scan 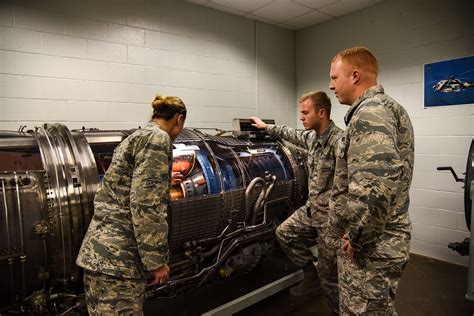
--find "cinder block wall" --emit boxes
[1,0,472,266]
[0,0,296,131]
[296,0,474,265]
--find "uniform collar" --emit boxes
[146,120,164,131]
[344,85,384,126]
[317,120,336,148]
[145,121,172,150]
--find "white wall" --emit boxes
[296,0,474,265]
[1,0,472,266]
[256,22,296,127]
[0,0,296,131]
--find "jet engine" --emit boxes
[0,122,308,314]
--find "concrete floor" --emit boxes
[238,253,474,316]
[144,253,474,315]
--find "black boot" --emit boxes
[289,262,323,297]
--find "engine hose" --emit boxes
[147,228,274,298]
[245,177,265,222]
[196,229,273,287]
[251,176,276,225]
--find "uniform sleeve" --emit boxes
[346,106,402,250]
[266,124,316,151]
[130,133,170,272]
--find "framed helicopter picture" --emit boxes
[424,55,474,107]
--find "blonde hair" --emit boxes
[151,94,187,120]
[333,46,379,76]
[299,91,332,118]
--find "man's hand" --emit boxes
[171,172,183,186]
[150,264,170,285]
[342,232,354,262]
[250,117,267,129]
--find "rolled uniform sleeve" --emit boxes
[346,106,403,250]
[130,133,171,272]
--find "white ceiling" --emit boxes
[186,0,384,30]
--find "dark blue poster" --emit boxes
[424,56,474,107]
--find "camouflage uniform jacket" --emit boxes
[77,121,172,279]
[330,85,414,258]
[266,121,343,229]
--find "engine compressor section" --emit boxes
[0,123,308,314]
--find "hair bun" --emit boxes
[151,93,187,120]
[152,95,167,111]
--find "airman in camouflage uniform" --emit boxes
[252,91,342,312]
[77,95,186,315]
[329,47,414,315]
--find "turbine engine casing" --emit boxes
[0,124,308,313]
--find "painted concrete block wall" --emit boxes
[0,0,296,132]
[256,23,296,127]
[296,0,474,265]
[1,0,471,268]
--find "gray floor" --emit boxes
[238,253,474,316]
[144,253,474,315]
[396,254,473,316]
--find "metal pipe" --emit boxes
[150,200,277,295]
[1,178,12,253]
[185,193,278,258]
[250,176,276,225]
[244,177,265,222]
[2,177,15,303]
[14,172,27,298]
[184,191,282,259]
[212,198,281,249]
[187,223,231,249]
[199,229,273,287]
[147,227,274,298]
[252,184,267,219]
[245,175,277,225]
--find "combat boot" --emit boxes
[289,262,323,297]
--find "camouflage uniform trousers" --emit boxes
[276,205,339,311]
[317,228,340,313]
[337,249,408,316]
[84,270,146,316]
[276,204,317,268]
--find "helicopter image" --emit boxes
[432,76,474,93]
[425,57,474,107]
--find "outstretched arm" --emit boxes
[250,116,315,150]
